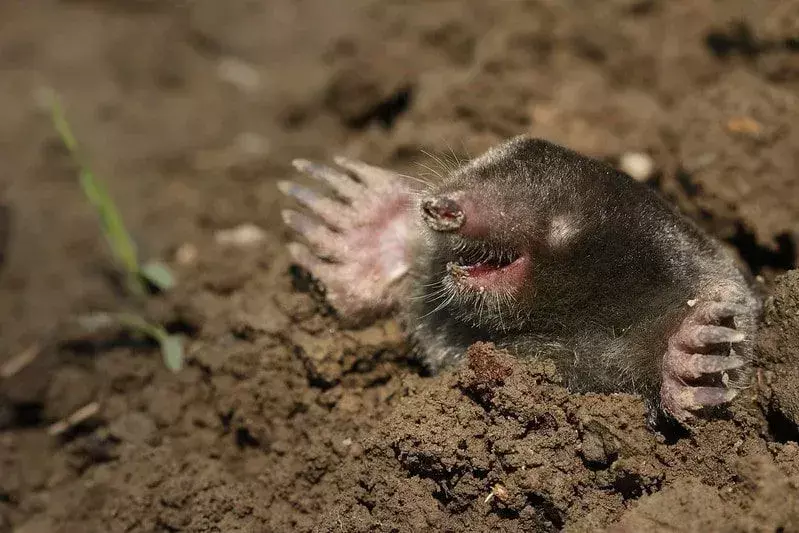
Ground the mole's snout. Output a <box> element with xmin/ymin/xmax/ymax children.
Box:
<box><xmin>421</xmin><ymin>195</ymin><xmax>464</xmax><ymax>232</ymax></box>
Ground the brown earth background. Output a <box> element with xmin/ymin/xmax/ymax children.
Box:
<box><xmin>2</xmin><ymin>1</ymin><xmax>799</xmax><ymax>532</ymax></box>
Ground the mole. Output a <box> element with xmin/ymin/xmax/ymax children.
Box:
<box><xmin>278</xmin><ymin>136</ymin><xmax>762</xmax><ymax>423</ymax></box>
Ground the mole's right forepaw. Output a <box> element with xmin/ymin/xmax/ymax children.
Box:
<box><xmin>660</xmin><ymin>300</ymin><xmax>750</xmax><ymax>423</ymax></box>
<box><xmin>279</xmin><ymin>157</ymin><xmax>414</xmax><ymax>324</ymax></box>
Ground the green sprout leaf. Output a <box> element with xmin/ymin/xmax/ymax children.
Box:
<box><xmin>49</xmin><ymin>93</ymin><xmax>145</xmax><ymax>296</ymax></box>
<box><xmin>81</xmin><ymin>312</ymin><xmax>184</xmax><ymax>373</ymax></box>
<box><xmin>160</xmin><ymin>335</ymin><xmax>184</xmax><ymax>372</ymax></box>
<box><xmin>141</xmin><ymin>260</ymin><xmax>177</xmax><ymax>291</ymax></box>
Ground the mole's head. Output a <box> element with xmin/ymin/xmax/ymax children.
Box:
<box><xmin>414</xmin><ymin>135</ymin><xmax>616</xmax><ymax>332</ymax></box>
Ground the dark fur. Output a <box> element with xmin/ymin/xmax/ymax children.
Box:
<box><xmin>406</xmin><ymin>137</ymin><xmax>759</xmax><ymax>408</ymax></box>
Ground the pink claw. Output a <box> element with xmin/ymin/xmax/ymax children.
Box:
<box><xmin>280</xmin><ymin>157</ymin><xmax>416</xmax><ymax>324</ymax></box>
<box><xmin>660</xmin><ymin>299</ymin><xmax>750</xmax><ymax>422</ymax></box>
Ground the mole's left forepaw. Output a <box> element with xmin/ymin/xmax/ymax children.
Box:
<box><xmin>279</xmin><ymin>157</ymin><xmax>414</xmax><ymax>324</ymax></box>
<box><xmin>660</xmin><ymin>300</ymin><xmax>750</xmax><ymax>423</ymax></box>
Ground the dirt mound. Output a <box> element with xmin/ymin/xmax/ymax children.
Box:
<box><xmin>670</xmin><ymin>70</ymin><xmax>799</xmax><ymax>269</ymax></box>
<box><xmin>7</xmin><ymin>261</ymin><xmax>799</xmax><ymax>532</ymax></box>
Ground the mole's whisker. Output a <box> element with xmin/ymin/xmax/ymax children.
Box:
<box><xmin>420</xmin><ymin>149</ymin><xmax>454</xmax><ymax>176</ymax></box>
<box><xmin>414</xmin><ymin>161</ymin><xmax>444</xmax><ymax>180</ymax></box>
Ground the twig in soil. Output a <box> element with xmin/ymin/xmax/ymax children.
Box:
<box><xmin>47</xmin><ymin>401</ymin><xmax>100</xmax><ymax>437</ymax></box>
<box><xmin>78</xmin><ymin>312</ymin><xmax>184</xmax><ymax>372</ymax></box>
<box><xmin>0</xmin><ymin>343</ymin><xmax>40</xmax><ymax>379</ymax></box>
<box><xmin>47</xmin><ymin>91</ymin><xmax>176</xmax><ymax>296</ymax></box>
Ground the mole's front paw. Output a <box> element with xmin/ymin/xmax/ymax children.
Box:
<box><xmin>279</xmin><ymin>157</ymin><xmax>413</xmax><ymax>323</ymax></box>
<box><xmin>660</xmin><ymin>300</ymin><xmax>750</xmax><ymax>423</ymax></box>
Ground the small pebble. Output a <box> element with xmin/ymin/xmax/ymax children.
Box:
<box><xmin>217</xmin><ymin>57</ymin><xmax>261</xmax><ymax>93</ymax></box>
<box><xmin>726</xmin><ymin>116</ymin><xmax>761</xmax><ymax>135</ymax></box>
<box><xmin>234</xmin><ymin>132</ymin><xmax>270</xmax><ymax>157</ymax></box>
<box><xmin>175</xmin><ymin>243</ymin><xmax>198</xmax><ymax>265</ymax></box>
<box><xmin>214</xmin><ymin>223</ymin><xmax>266</xmax><ymax>247</ymax></box>
<box><xmin>619</xmin><ymin>152</ymin><xmax>655</xmax><ymax>182</ymax></box>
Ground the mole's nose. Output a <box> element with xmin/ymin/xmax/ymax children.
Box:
<box><xmin>421</xmin><ymin>195</ymin><xmax>464</xmax><ymax>231</ymax></box>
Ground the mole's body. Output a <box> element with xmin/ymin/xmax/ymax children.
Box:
<box><xmin>279</xmin><ymin>136</ymin><xmax>761</xmax><ymax>422</ymax></box>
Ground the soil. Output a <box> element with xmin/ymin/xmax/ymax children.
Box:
<box><xmin>2</xmin><ymin>1</ymin><xmax>799</xmax><ymax>532</ymax></box>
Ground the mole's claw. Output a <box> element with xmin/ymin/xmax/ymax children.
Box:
<box><xmin>282</xmin><ymin>210</ymin><xmax>340</xmax><ymax>260</ymax></box>
<box><xmin>277</xmin><ymin>180</ymin><xmax>349</xmax><ymax>229</ymax></box>
<box><xmin>333</xmin><ymin>156</ymin><xmax>400</xmax><ymax>190</ymax></box>
<box><xmin>661</xmin><ymin>377</ymin><xmax>741</xmax><ymax>421</ymax></box>
<box><xmin>694</xmin><ymin>353</ymin><xmax>746</xmax><ymax>374</ymax></box>
<box><xmin>694</xmin><ymin>325</ymin><xmax>746</xmax><ymax>346</ymax></box>
<box><xmin>281</xmin><ymin>156</ymin><xmax>413</xmax><ymax>324</ymax></box>
<box><xmin>292</xmin><ymin>159</ymin><xmax>364</xmax><ymax>201</ymax></box>
<box><xmin>692</xmin><ymin>301</ymin><xmax>749</xmax><ymax>324</ymax></box>
<box><xmin>287</xmin><ymin>242</ymin><xmax>329</xmax><ymax>277</ymax></box>
<box><xmin>660</xmin><ymin>297</ymin><xmax>752</xmax><ymax>424</ymax></box>
<box><xmin>281</xmin><ymin>209</ymin><xmax>313</xmax><ymax>234</ymax></box>
<box><xmin>673</xmin><ymin>324</ymin><xmax>745</xmax><ymax>351</ymax></box>
<box><xmin>666</xmin><ymin>353</ymin><xmax>746</xmax><ymax>380</ymax></box>
<box><xmin>679</xmin><ymin>384</ymin><xmax>739</xmax><ymax>410</ymax></box>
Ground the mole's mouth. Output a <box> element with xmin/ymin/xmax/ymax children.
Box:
<box><xmin>446</xmin><ymin>245</ymin><xmax>529</xmax><ymax>291</ymax></box>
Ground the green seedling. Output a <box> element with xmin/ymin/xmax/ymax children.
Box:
<box><xmin>48</xmin><ymin>93</ymin><xmax>175</xmax><ymax>295</ymax></box>
<box><xmin>49</xmin><ymin>92</ymin><xmax>183</xmax><ymax>372</ymax></box>
<box><xmin>79</xmin><ymin>312</ymin><xmax>184</xmax><ymax>372</ymax></box>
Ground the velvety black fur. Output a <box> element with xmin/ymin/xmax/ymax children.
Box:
<box><xmin>406</xmin><ymin>136</ymin><xmax>759</xmax><ymax>408</ymax></box>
